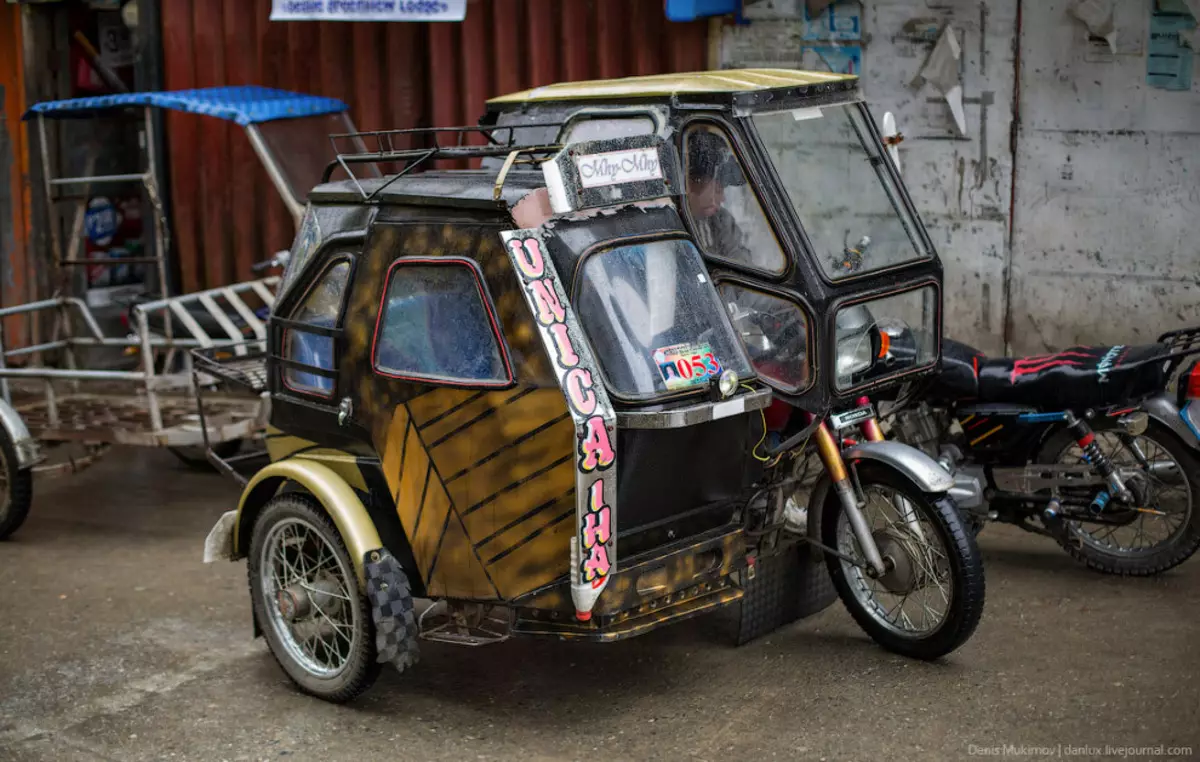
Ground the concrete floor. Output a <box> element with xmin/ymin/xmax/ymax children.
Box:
<box><xmin>0</xmin><ymin>449</ymin><xmax>1197</xmax><ymax>762</ymax></box>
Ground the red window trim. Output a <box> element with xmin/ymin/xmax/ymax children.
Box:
<box><xmin>370</xmin><ymin>256</ymin><xmax>515</xmax><ymax>389</ymax></box>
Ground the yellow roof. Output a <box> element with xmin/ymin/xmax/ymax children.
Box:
<box><xmin>487</xmin><ymin>68</ymin><xmax>856</xmax><ymax>104</ymax></box>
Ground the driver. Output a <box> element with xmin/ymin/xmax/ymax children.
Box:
<box><xmin>685</xmin><ymin>130</ymin><xmax>755</xmax><ymax>265</ymax></box>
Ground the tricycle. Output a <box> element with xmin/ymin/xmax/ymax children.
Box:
<box><xmin>200</xmin><ymin>68</ymin><xmax>985</xmax><ymax>703</ymax></box>
<box><xmin>0</xmin><ymin>86</ymin><xmax>373</xmax><ymax>539</ymax></box>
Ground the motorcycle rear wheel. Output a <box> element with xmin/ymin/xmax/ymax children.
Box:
<box><xmin>1040</xmin><ymin>419</ymin><xmax>1200</xmax><ymax>576</ymax></box>
<box><xmin>820</xmin><ymin>463</ymin><xmax>985</xmax><ymax>660</ymax></box>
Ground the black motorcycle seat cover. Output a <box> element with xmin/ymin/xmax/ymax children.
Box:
<box><xmin>931</xmin><ymin>338</ymin><xmax>1166</xmax><ymax>409</ymax></box>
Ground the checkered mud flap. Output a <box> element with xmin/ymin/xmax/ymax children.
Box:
<box><xmin>363</xmin><ymin>549</ymin><xmax>420</xmax><ymax>672</ymax></box>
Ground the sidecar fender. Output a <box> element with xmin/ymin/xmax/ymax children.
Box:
<box><xmin>841</xmin><ymin>440</ymin><xmax>956</xmax><ymax>494</ymax></box>
<box><xmin>232</xmin><ymin>459</ymin><xmax>383</xmax><ymax>588</ymax></box>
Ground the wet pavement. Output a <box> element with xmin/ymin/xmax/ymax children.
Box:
<box><xmin>1</xmin><ymin>448</ymin><xmax>1197</xmax><ymax>761</ymax></box>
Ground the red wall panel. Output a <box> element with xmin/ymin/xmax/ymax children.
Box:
<box><xmin>160</xmin><ymin>0</ymin><xmax>709</xmax><ymax>291</ymax></box>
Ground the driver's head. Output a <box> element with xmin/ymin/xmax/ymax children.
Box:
<box><xmin>686</xmin><ymin>131</ymin><xmax>731</xmax><ymax>219</ymax></box>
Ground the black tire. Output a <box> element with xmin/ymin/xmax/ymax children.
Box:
<box><xmin>247</xmin><ymin>493</ymin><xmax>382</xmax><ymax>702</ymax></box>
<box><xmin>168</xmin><ymin>439</ymin><xmax>243</xmax><ymax>471</ymax></box>
<box><xmin>1039</xmin><ymin>419</ymin><xmax>1200</xmax><ymax>576</ymax></box>
<box><xmin>821</xmin><ymin>463</ymin><xmax>985</xmax><ymax>660</ymax></box>
<box><xmin>0</xmin><ymin>428</ymin><xmax>34</xmax><ymax>540</ymax></box>
<box><xmin>966</xmin><ymin>516</ymin><xmax>987</xmax><ymax>539</ymax></box>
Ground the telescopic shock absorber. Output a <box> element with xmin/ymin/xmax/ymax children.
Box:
<box><xmin>1063</xmin><ymin>410</ymin><xmax>1131</xmax><ymax>509</ymax></box>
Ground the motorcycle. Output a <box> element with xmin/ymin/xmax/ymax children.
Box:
<box><xmin>873</xmin><ymin>329</ymin><xmax>1200</xmax><ymax>576</ymax></box>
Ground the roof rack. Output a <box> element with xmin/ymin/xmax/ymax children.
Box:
<box><xmin>322</xmin><ymin>121</ymin><xmax>568</xmax><ymax>202</ymax></box>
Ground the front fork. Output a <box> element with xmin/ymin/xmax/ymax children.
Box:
<box><xmin>808</xmin><ymin>406</ymin><xmax>890</xmax><ymax>577</ymax></box>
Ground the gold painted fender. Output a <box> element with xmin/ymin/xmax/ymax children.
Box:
<box><xmin>233</xmin><ymin>459</ymin><xmax>383</xmax><ymax>587</ymax></box>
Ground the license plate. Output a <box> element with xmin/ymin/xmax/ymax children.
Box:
<box><xmin>830</xmin><ymin>403</ymin><xmax>876</xmax><ymax>431</ymax></box>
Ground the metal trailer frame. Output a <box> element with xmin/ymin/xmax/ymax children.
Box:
<box><xmin>0</xmin><ymin>87</ymin><xmax>354</xmax><ymax>474</ymax></box>
<box><xmin>0</xmin><ymin>276</ymin><xmax>278</xmax><ymax>455</ymax></box>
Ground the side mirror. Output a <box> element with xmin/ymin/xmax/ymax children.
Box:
<box><xmin>881</xmin><ymin>112</ymin><xmax>903</xmax><ymax>179</ymax></box>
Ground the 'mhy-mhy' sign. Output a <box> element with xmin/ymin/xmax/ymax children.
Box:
<box><xmin>576</xmin><ymin>147</ymin><xmax>663</xmax><ymax>189</ymax></box>
<box><xmin>543</xmin><ymin>135</ymin><xmax>680</xmax><ymax>214</ymax></box>
<box><xmin>270</xmin><ymin>0</ymin><xmax>466</xmax><ymax>22</ymax></box>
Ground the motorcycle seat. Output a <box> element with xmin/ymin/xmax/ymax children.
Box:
<box><xmin>930</xmin><ymin>338</ymin><xmax>1167</xmax><ymax>409</ymax></box>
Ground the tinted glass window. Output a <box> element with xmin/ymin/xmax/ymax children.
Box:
<box><xmin>683</xmin><ymin>125</ymin><xmax>787</xmax><ymax>274</ymax></box>
<box><xmin>283</xmin><ymin>260</ymin><xmax>351</xmax><ymax>396</ymax></box>
<box><xmin>834</xmin><ymin>285</ymin><xmax>939</xmax><ymax>391</ymax></box>
<box><xmin>373</xmin><ymin>261</ymin><xmax>510</xmax><ymax>385</ymax></box>
<box><xmin>752</xmin><ymin>105</ymin><xmax>930</xmax><ymax>280</ymax></box>
<box><xmin>561</xmin><ymin>116</ymin><xmax>656</xmax><ymax>144</ymax></box>
<box><xmin>575</xmin><ymin>239</ymin><xmax>754</xmax><ymax>399</ymax></box>
<box><xmin>720</xmin><ymin>283</ymin><xmax>812</xmax><ymax>392</ymax></box>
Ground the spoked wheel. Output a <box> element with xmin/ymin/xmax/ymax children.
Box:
<box><xmin>0</xmin><ymin>427</ymin><xmax>34</xmax><ymax>540</ymax></box>
<box><xmin>1042</xmin><ymin>420</ymin><xmax>1200</xmax><ymax>576</ymax></box>
<box><xmin>820</xmin><ymin>463</ymin><xmax>985</xmax><ymax>660</ymax></box>
<box><xmin>248</xmin><ymin>494</ymin><xmax>380</xmax><ymax>702</ymax></box>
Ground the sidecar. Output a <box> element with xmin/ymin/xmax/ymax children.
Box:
<box><xmin>198</xmin><ymin>69</ymin><xmax>976</xmax><ymax>704</ymax></box>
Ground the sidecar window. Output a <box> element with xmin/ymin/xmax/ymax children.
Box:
<box><xmin>719</xmin><ymin>283</ymin><xmax>812</xmax><ymax>393</ymax></box>
<box><xmin>283</xmin><ymin>259</ymin><xmax>352</xmax><ymax>397</ymax></box>
<box><xmin>682</xmin><ymin>125</ymin><xmax>787</xmax><ymax>275</ymax></box>
<box><xmin>574</xmin><ymin>238</ymin><xmax>754</xmax><ymax>400</ymax></box>
<box><xmin>561</xmin><ymin>116</ymin><xmax>656</xmax><ymax>144</ymax></box>
<box><xmin>372</xmin><ymin>259</ymin><xmax>512</xmax><ymax>387</ymax></box>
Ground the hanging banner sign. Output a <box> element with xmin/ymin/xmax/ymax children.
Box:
<box><xmin>270</xmin><ymin>0</ymin><xmax>466</xmax><ymax>22</ymax></box>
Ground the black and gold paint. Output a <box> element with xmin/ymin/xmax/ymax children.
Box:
<box><xmin>287</xmin><ymin>217</ymin><xmax>580</xmax><ymax>603</ymax></box>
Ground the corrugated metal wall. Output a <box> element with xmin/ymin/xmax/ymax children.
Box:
<box><xmin>160</xmin><ymin>0</ymin><xmax>709</xmax><ymax>293</ymax></box>
<box><xmin>1</xmin><ymin>4</ymin><xmax>32</xmax><ymax>345</ymax></box>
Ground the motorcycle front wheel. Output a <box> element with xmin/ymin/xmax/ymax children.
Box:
<box><xmin>820</xmin><ymin>462</ymin><xmax>985</xmax><ymax>660</ymax></box>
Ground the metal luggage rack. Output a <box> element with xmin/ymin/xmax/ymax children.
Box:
<box><xmin>323</xmin><ymin>121</ymin><xmax>568</xmax><ymax>201</ymax></box>
<box><xmin>1157</xmin><ymin>325</ymin><xmax>1200</xmax><ymax>361</ymax></box>
<box><xmin>1153</xmin><ymin>324</ymin><xmax>1200</xmax><ymax>387</ymax></box>
<box><xmin>189</xmin><ymin>343</ymin><xmax>272</xmax><ymax>485</ymax></box>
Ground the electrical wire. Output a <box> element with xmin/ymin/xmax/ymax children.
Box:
<box><xmin>745</xmin><ymin>384</ymin><xmax>772</xmax><ymax>462</ymax></box>
<box><xmin>744</xmin><ymin>383</ymin><xmax>817</xmax><ymax>466</ymax></box>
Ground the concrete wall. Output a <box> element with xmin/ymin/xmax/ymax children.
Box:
<box><xmin>719</xmin><ymin>0</ymin><xmax>1199</xmax><ymax>356</ymax></box>
<box><xmin>1011</xmin><ymin>0</ymin><xmax>1200</xmax><ymax>352</ymax></box>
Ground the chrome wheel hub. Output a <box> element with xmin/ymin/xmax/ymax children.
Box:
<box><xmin>259</xmin><ymin>518</ymin><xmax>358</xmax><ymax>679</ymax></box>
<box><xmin>837</xmin><ymin>485</ymin><xmax>953</xmax><ymax>638</ymax></box>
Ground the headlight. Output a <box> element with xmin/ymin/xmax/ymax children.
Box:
<box><xmin>718</xmin><ymin>369</ymin><xmax>739</xmax><ymax>398</ymax></box>
<box><xmin>835</xmin><ymin>331</ymin><xmax>874</xmax><ymax>384</ymax></box>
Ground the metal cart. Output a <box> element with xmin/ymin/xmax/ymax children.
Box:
<box><xmin>0</xmin><ymin>86</ymin><xmax>367</xmax><ymax>539</ymax></box>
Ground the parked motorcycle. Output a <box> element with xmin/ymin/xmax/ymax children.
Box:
<box><xmin>875</xmin><ymin>329</ymin><xmax>1200</xmax><ymax>576</ymax></box>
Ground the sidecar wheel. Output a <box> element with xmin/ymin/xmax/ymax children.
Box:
<box><xmin>0</xmin><ymin>428</ymin><xmax>33</xmax><ymax>540</ymax></box>
<box><xmin>1041</xmin><ymin>420</ymin><xmax>1200</xmax><ymax>576</ymax></box>
<box><xmin>248</xmin><ymin>493</ymin><xmax>382</xmax><ymax>702</ymax></box>
<box><xmin>821</xmin><ymin>463</ymin><xmax>985</xmax><ymax>660</ymax></box>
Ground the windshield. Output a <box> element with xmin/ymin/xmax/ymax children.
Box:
<box><xmin>574</xmin><ymin>238</ymin><xmax>754</xmax><ymax>400</ymax></box>
<box><xmin>751</xmin><ymin>104</ymin><xmax>930</xmax><ymax>280</ymax></box>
